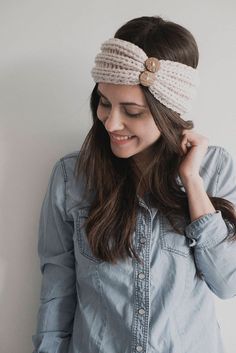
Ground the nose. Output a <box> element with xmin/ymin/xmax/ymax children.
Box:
<box><xmin>104</xmin><ymin>109</ymin><xmax>125</xmax><ymax>132</ymax></box>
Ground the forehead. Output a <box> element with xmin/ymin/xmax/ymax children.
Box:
<box><xmin>97</xmin><ymin>83</ymin><xmax>146</xmax><ymax>102</ymax></box>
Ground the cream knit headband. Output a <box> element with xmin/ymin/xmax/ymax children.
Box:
<box><xmin>91</xmin><ymin>37</ymin><xmax>200</xmax><ymax>116</ymax></box>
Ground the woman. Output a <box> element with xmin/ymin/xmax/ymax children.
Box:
<box><xmin>32</xmin><ymin>16</ymin><xmax>236</xmax><ymax>353</ymax></box>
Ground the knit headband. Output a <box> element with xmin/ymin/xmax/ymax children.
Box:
<box><xmin>91</xmin><ymin>37</ymin><xmax>200</xmax><ymax>116</ymax></box>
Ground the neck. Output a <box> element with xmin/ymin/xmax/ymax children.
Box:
<box><xmin>130</xmin><ymin>159</ymin><xmax>150</xmax><ymax>198</ymax></box>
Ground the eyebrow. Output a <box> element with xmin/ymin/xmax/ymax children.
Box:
<box><xmin>96</xmin><ymin>88</ymin><xmax>146</xmax><ymax>107</ymax></box>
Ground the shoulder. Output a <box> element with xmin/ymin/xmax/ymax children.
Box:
<box><xmin>199</xmin><ymin>144</ymin><xmax>236</xmax><ymax>202</ymax></box>
<box><xmin>57</xmin><ymin>149</ymin><xmax>81</xmax><ymax>181</ymax></box>
<box><xmin>46</xmin><ymin>150</ymin><xmax>81</xmax><ymax>186</ymax></box>
<box><xmin>200</xmin><ymin>144</ymin><xmax>234</xmax><ymax>177</ymax></box>
<box><xmin>55</xmin><ymin>149</ymin><xmax>94</xmax><ymax>214</ymax></box>
<box><xmin>178</xmin><ymin>144</ymin><xmax>235</xmax><ymax>197</ymax></box>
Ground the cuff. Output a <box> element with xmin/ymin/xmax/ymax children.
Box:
<box><xmin>32</xmin><ymin>332</ymin><xmax>71</xmax><ymax>353</ymax></box>
<box><xmin>184</xmin><ymin>210</ymin><xmax>229</xmax><ymax>249</ymax></box>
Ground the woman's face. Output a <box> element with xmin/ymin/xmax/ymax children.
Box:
<box><xmin>97</xmin><ymin>83</ymin><xmax>161</xmax><ymax>163</ymax></box>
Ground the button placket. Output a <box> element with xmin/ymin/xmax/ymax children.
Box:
<box><xmin>131</xmin><ymin>211</ymin><xmax>152</xmax><ymax>353</ymax></box>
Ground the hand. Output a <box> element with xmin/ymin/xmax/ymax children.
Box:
<box><xmin>178</xmin><ymin>129</ymin><xmax>209</xmax><ymax>184</ymax></box>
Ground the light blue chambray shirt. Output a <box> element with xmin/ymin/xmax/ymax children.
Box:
<box><xmin>32</xmin><ymin>145</ymin><xmax>236</xmax><ymax>353</ymax></box>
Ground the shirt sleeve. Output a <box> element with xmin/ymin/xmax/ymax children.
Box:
<box><xmin>184</xmin><ymin>147</ymin><xmax>236</xmax><ymax>299</ymax></box>
<box><xmin>31</xmin><ymin>159</ymin><xmax>77</xmax><ymax>352</ymax></box>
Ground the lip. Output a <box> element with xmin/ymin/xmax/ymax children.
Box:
<box><xmin>109</xmin><ymin>133</ymin><xmax>136</xmax><ymax>145</ymax></box>
<box><xmin>110</xmin><ymin>133</ymin><xmax>133</xmax><ymax>137</ymax></box>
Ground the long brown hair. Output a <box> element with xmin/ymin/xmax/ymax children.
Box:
<box><xmin>74</xmin><ymin>16</ymin><xmax>236</xmax><ymax>264</ymax></box>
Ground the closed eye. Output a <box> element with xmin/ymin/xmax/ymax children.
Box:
<box><xmin>99</xmin><ymin>100</ymin><xmax>143</xmax><ymax>118</ymax></box>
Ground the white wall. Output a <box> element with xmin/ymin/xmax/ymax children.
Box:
<box><xmin>0</xmin><ymin>1</ymin><xmax>235</xmax><ymax>352</ymax></box>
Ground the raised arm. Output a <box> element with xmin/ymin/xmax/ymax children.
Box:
<box><xmin>184</xmin><ymin>147</ymin><xmax>236</xmax><ymax>299</ymax></box>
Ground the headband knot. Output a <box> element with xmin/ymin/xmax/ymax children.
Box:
<box><xmin>91</xmin><ymin>38</ymin><xmax>200</xmax><ymax>116</ymax></box>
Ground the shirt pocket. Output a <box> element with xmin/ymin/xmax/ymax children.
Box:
<box><xmin>160</xmin><ymin>215</ymin><xmax>191</xmax><ymax>257</ymax></box>
<box><xmin>75</xmin><ymin>208</ymin><xmax>104</xmax><ymax>264</ymax></box>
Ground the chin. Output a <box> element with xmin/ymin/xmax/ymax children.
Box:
<box><xmin>110</xmin><ymin>148</ymin><xmax>134</xmax><ymax>159</ymax></box>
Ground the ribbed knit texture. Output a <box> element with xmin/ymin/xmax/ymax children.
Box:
<box><xmin>91</xmin><ymin>38</ymin><xmax>200</xmax><ymax>116</ymax></box>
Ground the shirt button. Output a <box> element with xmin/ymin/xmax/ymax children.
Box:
<box><xmin>189</xmin><ymin>238</ymin><xmax>197</xmax><ymax>247</ymax></box>
<box><xmin>136</xmin><ymin>345</ymin><xmax>143</xmax><ymax>352</ymax></box>
<box><xmin>138</xmin><ymin>273</ymin><xmax>145</xmax><ymax>279</ymax></box>
<box><xmin>140</xmin><ymin>237</ymin><xmax>146</xmax><ymax>244</ymax></box>
<box><xmin>138</xmin><ymin>308</ymin><xmax>145</xmax><ymax>315</ymax></box>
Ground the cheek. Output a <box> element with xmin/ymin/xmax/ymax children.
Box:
<box><xmin>150</xmin><ymin>129</ymin><xmax>161</xmax><ymax>142</ymax></box>
<box><xmin>142</xmin><ymin>121</ymin><xmax>161</xmax><ymax>143</ymax></box>
<box><xmin>149</xmin><ymin>119</ymin><xmax>161</xmax><ymax>135</ymax></box>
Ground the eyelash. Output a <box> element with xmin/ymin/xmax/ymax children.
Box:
<box><xmin>99</xmin><ymin>100</ymin><xmax>142</xmax><ymax>118</ymax></box>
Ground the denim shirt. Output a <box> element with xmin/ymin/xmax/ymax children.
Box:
<box><xmin>32</xmin><ymin>145</ymin><xmax>236</xmax><ymax>353</ymax></box>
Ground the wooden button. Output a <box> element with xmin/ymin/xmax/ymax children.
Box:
<box><xmin>139</xmin><ymin>70</ymin><xmax>156</xmax><ymax>87</ymax></box>
<box><xmin>145</xmin><ymin>57</ymin><xmax>160</xmax><ymax>73</ymax></box>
